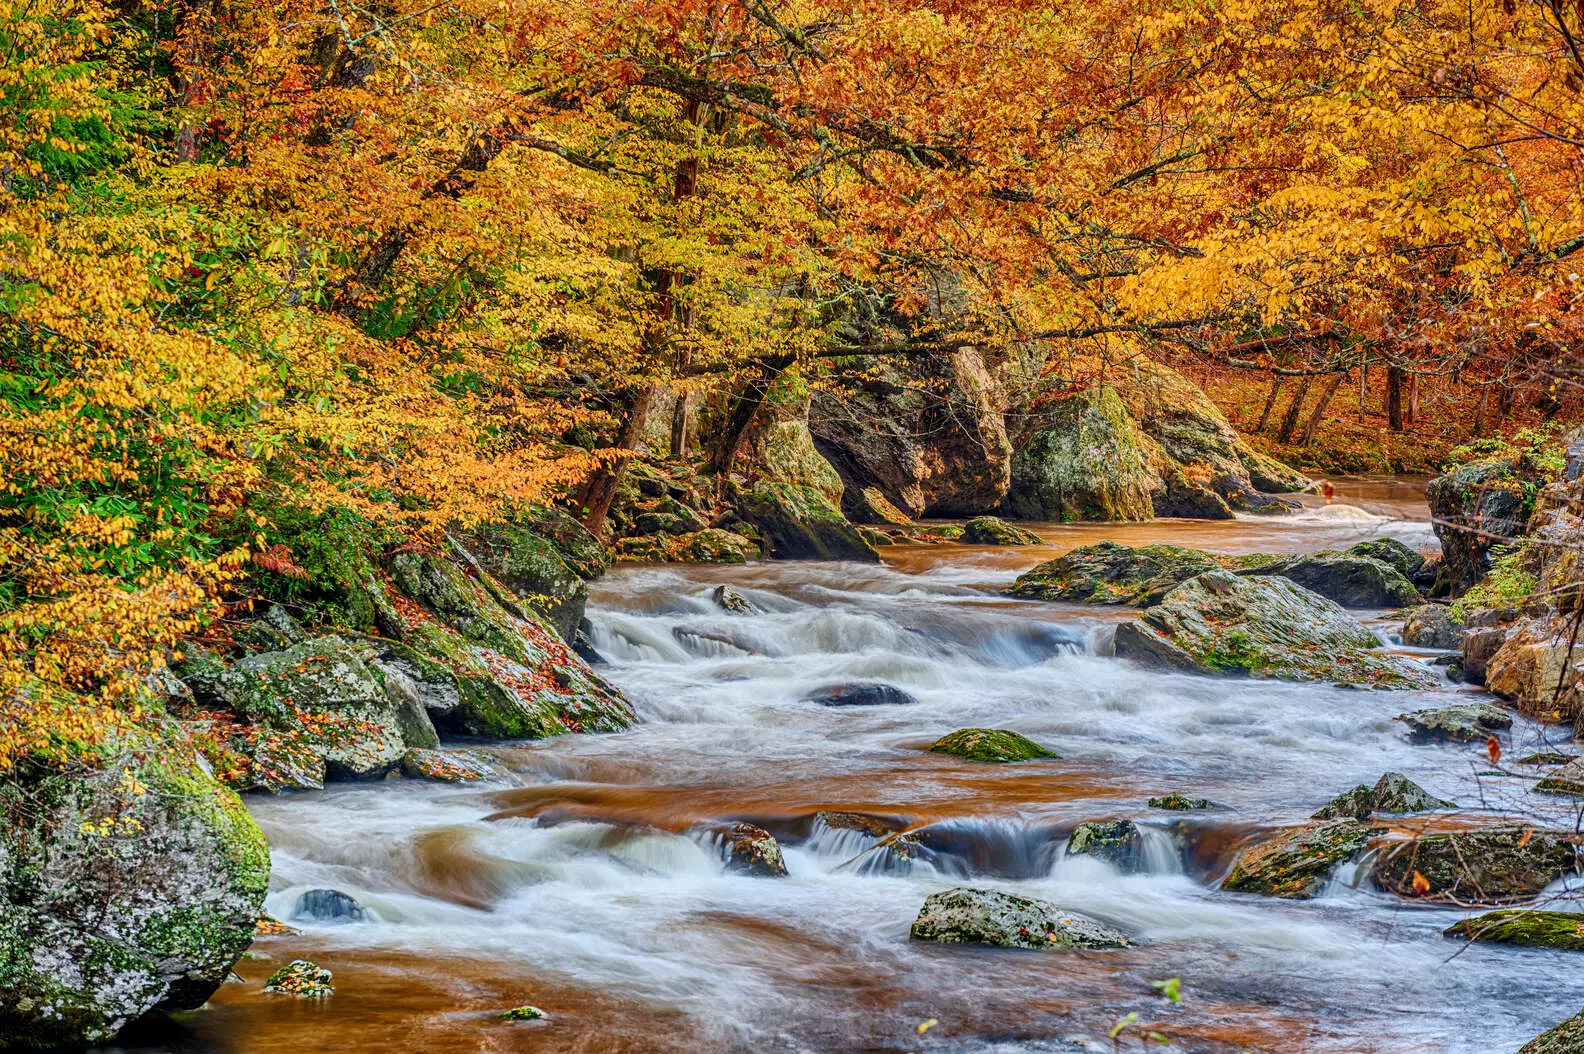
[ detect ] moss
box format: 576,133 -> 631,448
1522,1008 -> 1584,1053
1371,827 -> 1579,903
1066,820 -> 1143,867
1446,910 -> 1584,951
1453,542 -> 1539,619
928,728 -> 1059,762
1006,386 -> 1158,522
1148,794 -> 1216,810
502,1005 -> 548,1021
960,516 -> 1042,546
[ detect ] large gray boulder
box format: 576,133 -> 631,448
1005,387 -> 1160,522
734,481 -> 880,563
1113,572 -> 1437,687
1426,458 -> 1532,594
0,733 -> 270,1049
909,887 -> 1130,950
461,511 -> 609,642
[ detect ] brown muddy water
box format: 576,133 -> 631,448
106,479 -> 1584,1053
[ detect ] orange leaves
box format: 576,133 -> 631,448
1410,871 -> 1432,897
1487,735 -> 1503,766
252,545 -> 308,579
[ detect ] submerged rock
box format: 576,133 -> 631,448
292,889 -> 367,924
813,810 -> 908,839
1395,702 -> 1513,743
712,584 -> 760,615
400,747 -> 505,783
1221,820 -> 1382,899
1148,794 -> 1218,810
1400,604 -> 1465,649
1371,826 -> 1578,904
929,728 -> 1059,763
1522,1008 -> 1584,1053
1446,909 -> 1584,951
805,683 -> 918,707
909,887 -> 1130,950
1065,820 -> 1144,869
262,960 -> 334,998
699,822 -> 788,877
1113,572 -> 1435,687
1311,772 -> 1454,820
960,516 -> 1042,546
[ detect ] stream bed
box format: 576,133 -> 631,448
119,480 -> 1584,1053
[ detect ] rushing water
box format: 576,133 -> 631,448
119,479 -> 1584,1053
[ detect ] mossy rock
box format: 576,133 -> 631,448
928,728 -> 1058,763
1399,604 -> 1465,649
909,887 -> 1130,950
734,481 -> 880,562
1446,909 -> 1584,951
1066,820 -> 1144,869
461,519 -> 590,642
960,516 -> 1042,546
263,960 -> 333,998
675,528 -> 759,564
1311,772 -> 1454,820
1007,541 -> 1227,605
1349,538 -> 1426,578
1371,826 -> 1579,904
502,1005 -> 547,1021
1536,759 -> 1584,796
694,822 -> 788,877
1395,702 -> 1512,743
1522,1008 -> 1584,1053
1221,820 -> 1382,899
400,748 -> 506,783
1148,794 -> 1218,810
1005,386 -> 1159,522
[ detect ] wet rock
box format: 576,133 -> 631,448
501,1005 -> 547,1021
1427,457 -> 1533,593
0,727 -> 269,1048
236,603 -> 309,651
1400,605 -> 1465,649
1240,551 -> 1421,608
1522,752 -> 1579,767
292,889 -> 367,924
1148,794 -> 1218,810
1395,702 -> 1513,743
1371,826 -> 1578,904
1486,618 -> 1584,719
843,486 -> 915,527
1534,758 -> 1584,796
1113,572 -> 1436,687
1005,386 -> 1159,522
1065,820 -> 1144,869
960,515 -> 1042,546
1445,909 -> 1584,951
262,960 -> 334,998
675,528 -> 758,564
1007,541 -> 1223,606
712,584 -> 760,615
1221,819 -> 1382,899
909,887 -> 1131,950
699,822 -> 788,877
1348,538 -> 1427,579
813,811 -> 907,838
929,728 -> 1059,763
400,747 -> 505,783
734,481 -> 880,563
805,682 -> 918,707
1311,772 -> 1454,820
1461,623 -> 1514,686
1521,1008 -> 1584,1053
461,515 -> 600,642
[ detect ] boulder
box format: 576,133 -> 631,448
262,960 -> 333,998
1462,621 -> 1516,685
960,516 -> 1042,546
1311,772 -> 1454,820
697,822 -> 788,877
813,811 -> 908,839
461,518 -> 592,642
1065,820 -> 1145,869
1005,386 -> 1159,522
1485,618 -> 1584,719
675,528 -> 758,564
1113,572 -> 1436,687
292,889 -> 367,924
1395,702 -> 1513,743
1521,1009 -> 1584,1054
1007,541 -> 1222,606
1426,458 -> 1532,593
843,486 -> 915,527
1221,819 -> 1382,899
1244,551 -> 1421,608
1446,909 -> 1584,951
0,737 -> 269,1048
1349,539 -> 1426,579
734,481 -> 880,563
929,728 -> 1059,763
805,683 -> 918,707
908,887 -> 1130,950
1371,826 -> 1578,904
712,585 -> 761,615
400,748 -> 505,783
1148,794 -> 1218,810
1400,605 -> 1465,649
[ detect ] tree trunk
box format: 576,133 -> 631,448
711,355 -> 794,479
1301,370 -> 1349,446
1386,366 -> 1404,431
1254,376 -> 1284,433
577,382 -> 660,538
1276,376 -> 1312,443
1473,386 -> 1489,436
1357,362 -> 1368,422
173,0 -> 216,162
670,387 -> 692,460
1406,373 -> 1419,426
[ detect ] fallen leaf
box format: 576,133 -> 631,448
1411,870 -> 1432,896
1487,735 -> 1502,766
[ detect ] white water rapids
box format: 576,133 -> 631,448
121,479 -> 1584,1053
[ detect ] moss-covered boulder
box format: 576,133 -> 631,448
1066,820 -> 1144,869
1005,386 -> 1159,522
1534,758 -> 1584,796
1371,826 -> 1579,904
1245,551 -> 1421,608
461,517 -> 596,642
1311,772 -> 1454,820
400,748 -> 506,783
262,960 -> 333,998
695,822 -> 788,877
928,728 -> 1058,763
1113,572 -> 1437,687
1521,1008 -> 1584,1053
909,887 -> 1130,950
1395,702 -> 1513,743
734,481 -> 880,563
1007,541 -> 1224,606
959,516 -> 1042,546
1148,794 -> 1218,810
1400,604 -> 1464,649
843,486 -> 915,527
1350,539 -> 1427,579
1427,457 -> 1535,593
0,737 -> 269,1049
1221,820 -> 1382,899
1446,909 -> 1584,951
675,528 -> 758,564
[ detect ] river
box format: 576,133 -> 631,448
115,479 -> 1584,1053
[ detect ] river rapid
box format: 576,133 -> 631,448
118,479 -> 1584,1053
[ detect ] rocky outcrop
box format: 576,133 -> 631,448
697,822 -> 788,877
928,728 -> 1058,762
1485,619 -> 1584,720
909,887 -> 1130,950
1248,550 -> 1421,608
1395,702 -> 1513,743
1400,605 -> 1464,649
1446,909 -> 1584,951
1113,572 -> 1436,687
1311,773 -> 1453,820
461,510 -> 608,642
1221,819 -> 1381,899
1371,827 -> 1578,904
1427,457 -> 1534,594
1005,386 -> 1161,521
1148,794 -> 1218,810
734,481 -> 880,562
1065,820 -> 1144,869
959,516 -> 1042,546
0,734 -> 270,1049
400,748 -> 506,783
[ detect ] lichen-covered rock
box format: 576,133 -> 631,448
1244,551 -> 1421,608
1148,794 -> 1218,810
502,1005 -> 547,1021
1007,541 -> 1224,606
675,528 -> 758,564
216,635 -> 439,784
400,748 -> 505,783
1446,909 -> 1584,951
734,481 -> 880,563
929,728 -> 1059,763
712,585 -> 760,615
843,486 -> 915,527
1113,572 -> 1436,687
1427,457 -> 1533,593
1065,820 -> 1144,869
805,683 -> 918,707
1350,539 -> 1427,579
1005,386 -> 1159,522
461,518 -> 591,642
263,960 -> 333,998
1311,772 -> 1454,820
697,822 -> 788,877
1395,702 -> 1513,743
1221,820 -> 1381,899
960,516 -> 1042,546
1534,758 -> 1584,796
909,887 -> 1130,950
1521,1008 -> 1584,1054
1400,605 -> 1465,649
0,736 -> 269,1049
1371,826 -> 1578,904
